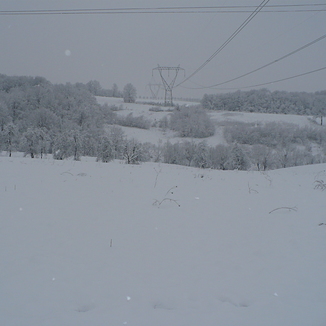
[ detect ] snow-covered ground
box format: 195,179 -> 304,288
1,153 -> 326,326
96,96 -> 316,146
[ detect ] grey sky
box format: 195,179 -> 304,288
1,0 -> 325,99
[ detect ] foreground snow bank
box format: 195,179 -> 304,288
1,155 -> 325,326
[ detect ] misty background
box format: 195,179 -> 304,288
1,0 -> 325,99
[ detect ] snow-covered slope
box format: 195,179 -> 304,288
1,154 -> 325,326
96,96 -> 315,146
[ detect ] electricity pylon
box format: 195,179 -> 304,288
148,82 -> 162,99
152,65 -> 185,106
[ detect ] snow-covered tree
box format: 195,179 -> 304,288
158,116 -> 169,131
138,142 -> 153,162
183,141 -> 197,166
37,128 -> 49,158
227,143 -> 250,170
162,142 -> 186,165
86,80 -> 102,96
71,130 -> 83,161
52,131 -> 73,160
5,89 -> 25,122
193,141 -> 209,168
29,108 -> 59,131
2,123 -> 19,157
274,145 -> 294,169
82,133 -> 98,157
169,105 -> 215,138
20,128 -> 38,158
108,126 -> 125,159
208,144 -> 231,170
312,94 -> 326,125
152,139 -> 163,163
0,101 -> 10,131
250,144 -> 273,171
97,136 -> 114,163
112,83 -> 121,98
123,83 -> 137,103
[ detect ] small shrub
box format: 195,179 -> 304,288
149,106 -> 164,112
314,180 -> 326,191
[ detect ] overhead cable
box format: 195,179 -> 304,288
191,66 -> 326,91
175,0 -> 270,88
1,4 -> 325,15
185,33 -> 326,90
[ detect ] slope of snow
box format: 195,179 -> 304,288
96,97 -> 315,146
1,154 -> 325,326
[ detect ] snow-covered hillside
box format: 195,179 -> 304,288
96,96 -> 316,146
1,154 -> 325,326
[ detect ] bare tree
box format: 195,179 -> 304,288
123,138 -> 141,164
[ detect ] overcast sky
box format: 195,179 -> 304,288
1,0 -> 325,99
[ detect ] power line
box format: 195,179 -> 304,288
2,3 -> 324,94
1,4 -> 325,15
1,10 -> 325,16
175,0 -> 270,88
184,33 -> 326,90
194,66 -> 326,91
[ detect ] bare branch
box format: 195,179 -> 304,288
269,206 -> 297,214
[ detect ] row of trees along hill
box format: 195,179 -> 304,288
1,73 -> 325,171
0,73 -> 138,158
202,89 -> 326,124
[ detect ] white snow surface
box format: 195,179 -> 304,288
1,153 -> 326,326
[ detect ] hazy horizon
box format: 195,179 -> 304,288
1,0 -> 325,99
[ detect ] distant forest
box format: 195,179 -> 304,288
202,88 -> 326,118
0,73 -> 122,98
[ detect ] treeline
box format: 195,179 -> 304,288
0,73 -> 126,159
75,80 -> 123,98
150,139 -> 326,171
201,88 -> 326,118
1,73 -> 325,171
92,131 -> 326,171
0,73 -> 122,98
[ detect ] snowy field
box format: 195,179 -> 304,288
1,153 -> 326,326
96,96 -> 316,146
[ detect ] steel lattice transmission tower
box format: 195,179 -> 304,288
152,65 -> 185,106
147,82 -> 162,99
